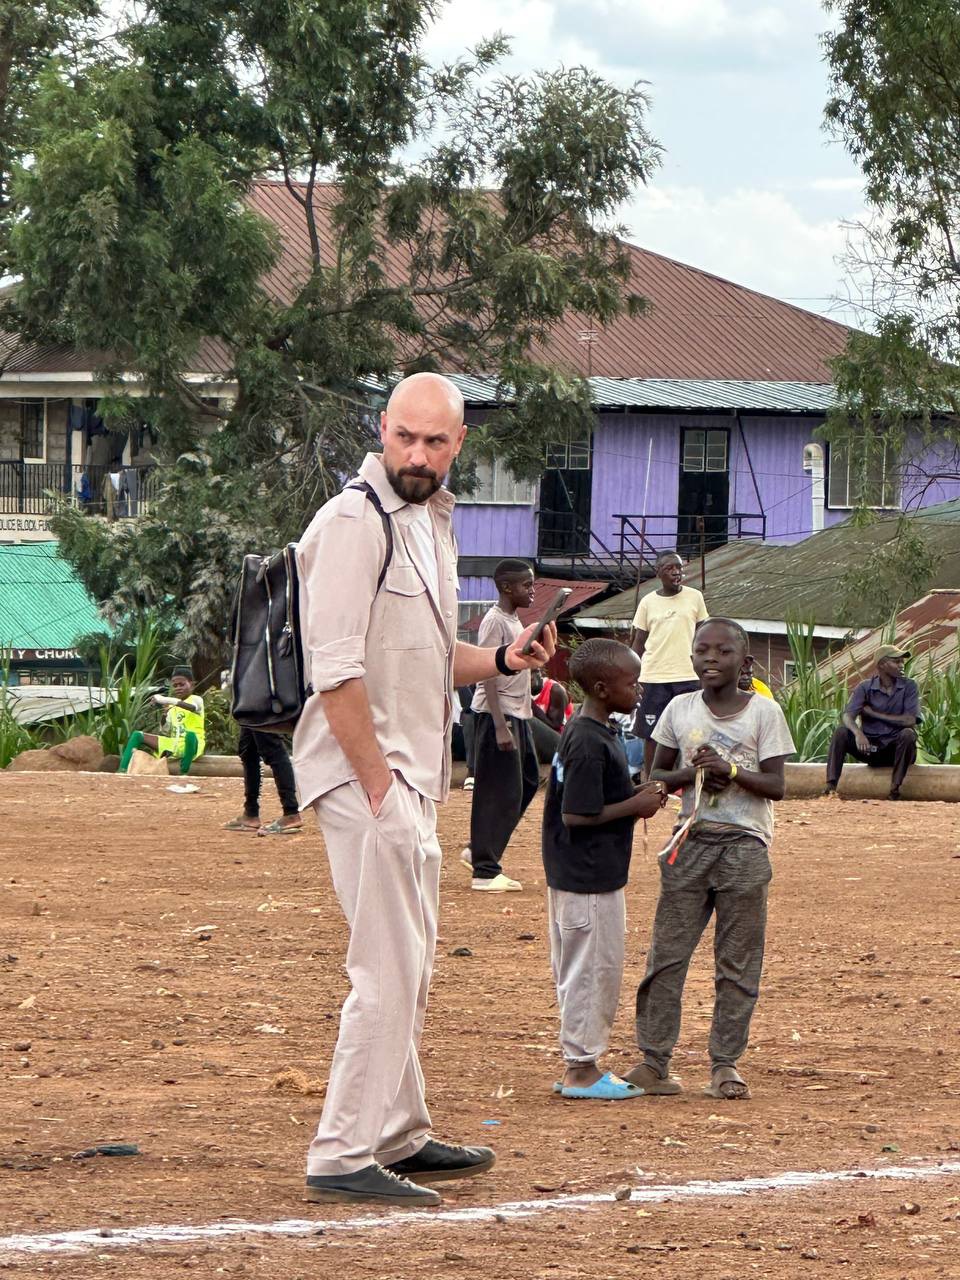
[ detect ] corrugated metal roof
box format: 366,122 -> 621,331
0,543 -> 105,649
815,590 -> 960,685
2,182 -> 852,385
0,334 -> 233,377
362,372 -> 836,412
245,181 -> 850,383
576,500 -> 960,631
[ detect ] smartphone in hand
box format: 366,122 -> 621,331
521,588 -> 572,655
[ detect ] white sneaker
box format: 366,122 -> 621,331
460,846 -> 473,870
462,776 -> 475,791
472,873 -> 522,892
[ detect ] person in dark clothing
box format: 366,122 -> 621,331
463,560 -> 540,892
224,729 -> 303,835
542,639 -> 665,1099
824,645 -> 919,801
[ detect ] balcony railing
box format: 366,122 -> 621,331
613,512 -> 767,571
0,462 -> 159,518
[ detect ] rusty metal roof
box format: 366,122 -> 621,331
461,575 -> 610,633
576,500 -> 960,631
815,590 -> 960,685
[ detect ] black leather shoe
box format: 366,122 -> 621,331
304,1162 -> 440,1206
385,1139 -> 496,1183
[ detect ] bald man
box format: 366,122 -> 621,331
293,373 -> 556,1207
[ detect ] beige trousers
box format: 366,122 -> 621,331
306,776 -> 440,1177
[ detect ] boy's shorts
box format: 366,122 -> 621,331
632,680 -> 700,740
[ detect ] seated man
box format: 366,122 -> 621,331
824,645 -> 918,800
119,665 -> 205,775
530,670 -> 574,763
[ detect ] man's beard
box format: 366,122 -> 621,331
385,463 -> 441,503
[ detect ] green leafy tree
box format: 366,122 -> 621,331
0,0 -> 97,281
6,0 -> 660,673
823,1 -> 960,490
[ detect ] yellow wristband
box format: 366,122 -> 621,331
728,762 -> 738,781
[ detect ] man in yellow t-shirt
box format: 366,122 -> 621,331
630,551 -> 708,777
118,666 -> 205,774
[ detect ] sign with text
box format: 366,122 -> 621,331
0,515 -> 54,541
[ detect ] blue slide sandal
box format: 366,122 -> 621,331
560,1071 -> 645,1100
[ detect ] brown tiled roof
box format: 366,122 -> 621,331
3,180 -> 851,382
0,334 -> 233,376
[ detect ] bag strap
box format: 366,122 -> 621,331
346,480 -> 394,592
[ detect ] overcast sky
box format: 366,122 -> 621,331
424,0 -> 867,328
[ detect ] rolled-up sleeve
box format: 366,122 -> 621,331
298,503 -> 383,694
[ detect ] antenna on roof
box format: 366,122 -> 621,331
577,328 -> 599,379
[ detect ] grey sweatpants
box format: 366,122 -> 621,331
548,888 -> 626,1064
635,825 -> 771,1076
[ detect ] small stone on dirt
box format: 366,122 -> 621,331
13,1041 -> 30,1052
899,1202 -> 921,1215
613,1185 -> 632,1201
449,946 -> 473,957
443,1252 -> 466,1262
800,1248 -> 819,1260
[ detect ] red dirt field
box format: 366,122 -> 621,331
1,772 -> 959,1279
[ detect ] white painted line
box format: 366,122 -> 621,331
1,1160 -> 958,1259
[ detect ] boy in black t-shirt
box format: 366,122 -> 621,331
542,639 -> 666,1100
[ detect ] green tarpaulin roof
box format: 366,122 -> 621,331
0,543 -> 104,651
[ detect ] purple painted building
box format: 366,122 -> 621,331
441,244 -> 960,634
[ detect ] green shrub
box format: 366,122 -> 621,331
202,687 -> 239,754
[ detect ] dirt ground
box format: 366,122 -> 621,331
1,772 -> 960,1279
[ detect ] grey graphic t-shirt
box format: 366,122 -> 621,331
653,691 -> 795,846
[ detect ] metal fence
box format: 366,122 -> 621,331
0,463 -> 159,518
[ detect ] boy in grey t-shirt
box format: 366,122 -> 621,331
625,618 -> 795,1102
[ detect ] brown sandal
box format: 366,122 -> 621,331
704,1065 -> 750,1100
623,1062 -> 683,1094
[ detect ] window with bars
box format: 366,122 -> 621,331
545,434 -> 591,470
681,428 -> 728,473
827,438 -> 900,509
20,400 -> 46,461
458,457 -> 537,503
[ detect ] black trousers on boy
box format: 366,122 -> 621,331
238,728 -> 299,818
469,712 -> 540,880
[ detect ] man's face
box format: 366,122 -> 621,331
171,676 -> 192,699
657,556 -> 684,590
878,655 -> 906,680
738,656 -> 755,691
380,401 -> 466,504
692,624 -> 745,689
602,650 -> 644,714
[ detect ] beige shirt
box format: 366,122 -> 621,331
470,606 -> 532,719
632,585 -> 709,682
292,453 -> 459,808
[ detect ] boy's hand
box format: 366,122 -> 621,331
691,746 -> 734,792
495,724 -> 517,752
629,783 -> 664,819
152,694 -> 175,707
